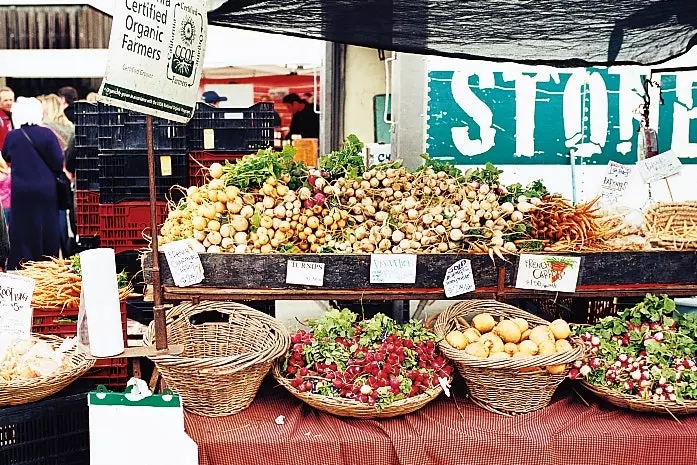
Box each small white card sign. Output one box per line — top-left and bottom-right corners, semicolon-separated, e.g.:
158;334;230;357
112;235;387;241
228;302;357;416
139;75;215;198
599;161;632;207
286;260;325;286
162;240;205;287
443;259;475;297
0;273;35;343
636;150;683;183
515;254;582;293
370;254;417;284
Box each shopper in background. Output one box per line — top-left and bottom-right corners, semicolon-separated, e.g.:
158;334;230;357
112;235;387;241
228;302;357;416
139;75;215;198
86;92;99;103
41;94;76;258
303;93;314;105
1;97;63;269
282;93;319;140
202;90;227;108
0;87;14;149
57;86;78;123
0;163;10;225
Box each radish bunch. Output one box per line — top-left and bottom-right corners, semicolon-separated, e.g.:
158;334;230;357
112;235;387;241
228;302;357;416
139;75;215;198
570;294;697;404
281;310;453;409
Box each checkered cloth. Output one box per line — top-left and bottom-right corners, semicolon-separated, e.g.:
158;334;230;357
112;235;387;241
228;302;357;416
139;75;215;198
185;382;697;465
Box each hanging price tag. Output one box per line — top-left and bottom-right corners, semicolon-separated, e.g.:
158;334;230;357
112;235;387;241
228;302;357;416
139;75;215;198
515;254;581;293
636;150;683;183
370;254;417;284
443;259;475;297
286;260;325;286
0;273;35;345
162;240;205;287
598;161;632;208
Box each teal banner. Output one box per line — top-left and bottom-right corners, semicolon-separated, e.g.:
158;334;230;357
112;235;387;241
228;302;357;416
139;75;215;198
426;68;697;165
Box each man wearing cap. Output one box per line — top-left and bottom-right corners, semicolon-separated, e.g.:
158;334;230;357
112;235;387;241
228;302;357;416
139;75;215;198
202;90;227;107
282;93;319;140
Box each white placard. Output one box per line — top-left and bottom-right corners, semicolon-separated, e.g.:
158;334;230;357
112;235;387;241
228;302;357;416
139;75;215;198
0;273;35;343
286;260;325;287
370;254;417;284
636;150;683;183
443;259;475;298
98;0;207;123
598;161;632;207
515;254;582;293
162;240;205;287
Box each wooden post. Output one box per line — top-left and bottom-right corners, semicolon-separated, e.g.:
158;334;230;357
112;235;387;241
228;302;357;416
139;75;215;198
146;115;168;350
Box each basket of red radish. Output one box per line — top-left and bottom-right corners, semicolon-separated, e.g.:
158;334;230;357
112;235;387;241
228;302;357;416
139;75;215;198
571;294;697;415
273;309;453;418
434;300;584;415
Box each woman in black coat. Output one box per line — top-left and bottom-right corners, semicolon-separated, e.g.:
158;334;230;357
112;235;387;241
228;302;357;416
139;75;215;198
1;97;63;269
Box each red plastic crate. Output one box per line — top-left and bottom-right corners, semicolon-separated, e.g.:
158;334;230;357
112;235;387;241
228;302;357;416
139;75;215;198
99;201;168;253
188;151;244;187
75;190;100;237
32;301;127;341
82;357;129;388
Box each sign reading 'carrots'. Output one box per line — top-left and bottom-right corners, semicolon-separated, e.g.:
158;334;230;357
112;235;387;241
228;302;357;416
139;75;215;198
515;254;582;293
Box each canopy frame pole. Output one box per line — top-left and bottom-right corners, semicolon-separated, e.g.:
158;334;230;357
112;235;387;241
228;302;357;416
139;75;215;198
146;114;168;350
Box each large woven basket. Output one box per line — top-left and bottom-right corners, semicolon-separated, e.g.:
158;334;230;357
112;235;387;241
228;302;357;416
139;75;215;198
580;380;697;415
272;362;446;419
434;300;584;415
0;334;95;406
144;301;290;417
644;202;697;250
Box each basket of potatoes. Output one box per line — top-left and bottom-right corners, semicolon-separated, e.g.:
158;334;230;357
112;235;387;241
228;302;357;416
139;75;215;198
433;300;584;415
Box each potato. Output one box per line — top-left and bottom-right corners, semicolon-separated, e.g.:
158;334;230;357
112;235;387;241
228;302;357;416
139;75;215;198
445;330;468;350
549;319;572;340
529;326;555;346
518;340;539;356
464;341;489;358
538;340;556;355
555;339;573;353
463;327;482;345
512;318;529;333
489;351;511;359
546;364;566;375
480;333;505;353
503;342;518;355
494;320;522;344
472;313;496;333
521;329;531;340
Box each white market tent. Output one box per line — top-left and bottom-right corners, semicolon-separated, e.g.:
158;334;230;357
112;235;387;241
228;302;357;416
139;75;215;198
0;0;323;78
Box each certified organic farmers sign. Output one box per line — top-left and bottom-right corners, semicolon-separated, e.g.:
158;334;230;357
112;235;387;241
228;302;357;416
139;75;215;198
427;60;697;165
99;0;207;123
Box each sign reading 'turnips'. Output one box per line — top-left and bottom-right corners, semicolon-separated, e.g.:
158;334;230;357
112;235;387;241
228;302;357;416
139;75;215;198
99;0;207;123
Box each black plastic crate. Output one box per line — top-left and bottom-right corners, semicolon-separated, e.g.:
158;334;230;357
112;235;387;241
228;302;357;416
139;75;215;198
98;151;187;204
75;147;99;191
74;101;100;149
187;102;274;152
126;297;153;325
116;251;145;295
0;392;89;465
76;235;100;253
98;105;186;151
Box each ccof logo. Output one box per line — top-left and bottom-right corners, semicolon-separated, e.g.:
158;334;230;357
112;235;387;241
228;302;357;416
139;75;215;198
171;16;196;78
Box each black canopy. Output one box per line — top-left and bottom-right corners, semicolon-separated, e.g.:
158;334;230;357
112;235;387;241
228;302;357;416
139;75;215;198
208;0;697;67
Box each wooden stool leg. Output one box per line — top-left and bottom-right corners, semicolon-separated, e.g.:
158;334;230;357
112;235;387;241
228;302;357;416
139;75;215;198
132;358;142;379
149;367;160;392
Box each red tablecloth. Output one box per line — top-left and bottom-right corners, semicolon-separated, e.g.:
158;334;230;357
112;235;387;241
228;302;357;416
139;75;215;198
184;382;697;465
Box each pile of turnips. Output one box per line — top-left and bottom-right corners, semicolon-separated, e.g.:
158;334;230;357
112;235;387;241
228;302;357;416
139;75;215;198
280;309;453;409
571;294;697;404
444;313;574;374
157;137;562;256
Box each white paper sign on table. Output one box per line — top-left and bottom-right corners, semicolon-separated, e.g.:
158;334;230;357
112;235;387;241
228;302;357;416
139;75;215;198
286;260;325;286
98;0;207;123
636;150;683;183
515;254;582;293
598;161;632;208
162;240;205;287
443;259;476;298
0;273;35;344
370;254;417;284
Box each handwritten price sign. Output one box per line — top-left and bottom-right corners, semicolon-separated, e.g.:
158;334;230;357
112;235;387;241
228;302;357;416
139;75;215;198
370;255;417;284
0;273;35;344
515;254;582;293
162;240;205;287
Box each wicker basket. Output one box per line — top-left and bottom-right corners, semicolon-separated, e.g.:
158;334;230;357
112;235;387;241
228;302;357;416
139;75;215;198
644;202;697;250
580;380;697;415
272;362;446;418
434;300;584;415
143;301;290;417
0;334;95;407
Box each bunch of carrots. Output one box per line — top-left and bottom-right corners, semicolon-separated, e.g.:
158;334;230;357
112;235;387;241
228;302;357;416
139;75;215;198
16;258;132;310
